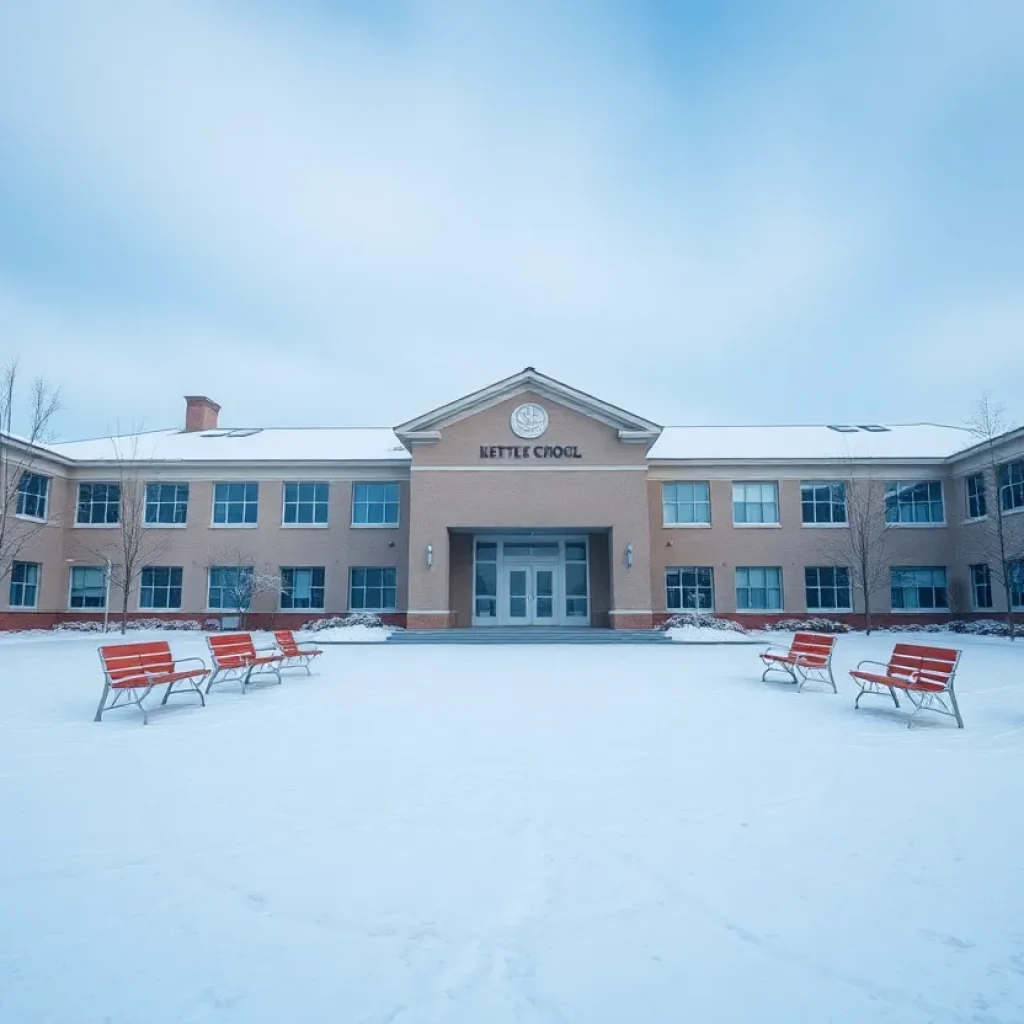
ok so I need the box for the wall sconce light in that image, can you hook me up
[625,542,634,568]
[425,544,433,568]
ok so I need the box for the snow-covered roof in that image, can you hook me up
[648,423,975,462]
[46,427,411,464]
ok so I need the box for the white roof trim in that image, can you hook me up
[394,368,662,439]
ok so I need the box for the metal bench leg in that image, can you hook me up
[94,681,112,722]
[827,663,837,694]
[161,679,177,706]
[948,689,964,729]
[205,668,221,695]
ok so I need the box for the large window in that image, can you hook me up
[732,482,779,525]
[662,482,711,525]
[208,566,253,610]
[280,567,326,610]
[666,567,714,611]
[801,482,847,525]
[999,459,1024,513]
[76,483,120,525]
[9,561,40,608]
[145,483,189,525]
[804,566,851,611]
[69,566,107,609]
[565,540,589,619]
[966,473,987,520]
[351,483,400,526]
[474,542,498,619]
[140,566,183,610]
[890,567,948,610]
[212,482,259,525]
[735,567,783,611]
[283,482,329,525]
[349,567,397,611]
[1011,561,1024,610]
[16,472,49,520]
[970,564,993,610]
[884,481,944,524]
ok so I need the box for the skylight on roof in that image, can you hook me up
[199,429,232,437]
[857,424,890,432]
[827,425,858,433]
[226,429,262,438]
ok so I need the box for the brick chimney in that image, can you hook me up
[184,396,221,432]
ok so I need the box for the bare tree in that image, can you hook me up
[821,468,892,633]
[966,394,1024,640]
[206,545,279,628]
[79,432,172,633]
[0,359,62,583]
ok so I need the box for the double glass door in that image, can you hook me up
[507,565,555,624]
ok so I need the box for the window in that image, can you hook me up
[1011,561,1024,610]
[351,483,400,526]
[970,564,993,610]
[999,459,1024,513]
[9,561,40,608]
[283,482,329,525]
[662,482,711,525]
[474,542,498,619]
[349,567,397,611]
[280,567,325,610]
[16,472,49,520]
[145,483,189,525]
[804,567,851,611]
[208,566,253,610]
[69,566,107,609]
[212,482,259,525]
[732,482,779,524]
[965,473,987,520]
[884,481,944,524]
[890,567,948,610]
[801,482,847,525]
[735,567,783,611]
[76,483,120,525]
[564,541,589,619]
[139,566,183,610]
[666,567,714,611]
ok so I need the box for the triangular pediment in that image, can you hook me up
[395,367,661,444]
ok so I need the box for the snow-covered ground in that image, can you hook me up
[1,630,1023,1023]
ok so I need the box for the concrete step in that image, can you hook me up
[386,628,671,645]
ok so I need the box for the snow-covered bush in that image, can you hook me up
[661,613,747,634]
[55,621,104,633]
[773,617,851,634]
[124,618,202,632]
[301,613,393,632]
[879,619,1011,637]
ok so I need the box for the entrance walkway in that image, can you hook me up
[387,627,671,645]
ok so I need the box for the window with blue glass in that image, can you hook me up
[351,483,399,526]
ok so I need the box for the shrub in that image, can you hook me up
[879,619,1011,638]
[662,613,747,634]
[301,613,393,632]
[773,617,851,634]
[55,621,104,633]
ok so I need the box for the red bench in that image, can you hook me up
[851,643,963,728]
[273,630,323,674]
[96,641,209,725]
[206,633,285,694]
[760,632,837,692]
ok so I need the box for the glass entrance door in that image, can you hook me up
[506,566,555,624]
[534,568,555,622]
[508,567,530,621]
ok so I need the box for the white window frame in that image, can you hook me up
[351,482,400,528]
[665,566,715,611]
[965,473,987,521]
[16,472,50,522]
[800,481,848,527]
[890,567,949,612]
[884,481,945,526]
[144,483,189,527]
[661,482,711,527]
[349,566,398,611]
[211,482,259,528]
[999,459,1024,515]
[280,566,326,610]
[138,566,184,610]
[734,566,783,612]
[75,482,121,527]
[9,561,41,608]
[68,565,108,610]
[804,566,852,612]
[969,564,993,610]
[282,482,330,528]
[732,482,780,526]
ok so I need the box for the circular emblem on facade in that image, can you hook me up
[510,403,549,439]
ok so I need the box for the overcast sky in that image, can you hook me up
[1,0,1022,440]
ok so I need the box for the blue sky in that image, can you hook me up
[0,0,1022,439]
